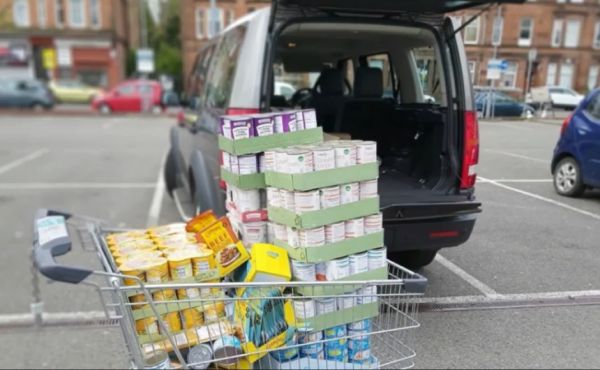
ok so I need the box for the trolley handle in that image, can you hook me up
[33,209,93,284]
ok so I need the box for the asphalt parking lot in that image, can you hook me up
[0,114,599,368]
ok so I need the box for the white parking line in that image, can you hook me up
[485,179,552,183]
[0,182,155,190]
[479,176,600,221]
[0,149,48,176]
[435,254,499,297]
[146,152,167,227]
[484,149,549,163]
[410,289,600,305]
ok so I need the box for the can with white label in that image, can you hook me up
[274,112,297,133]
[364,213,383,234]
[233,188,260,212]
[294,190,320,213]
[240,221,267,245]
[359,179,378,199]
[337,295,356,310]
[367,247,387,270]
[333,144,357,167]
[281,189,295,212]
[315,298,336,315]
[273,223,287,242]
[312,146,336,171]
[325,257,350,281]
[355,141,377,164]
[320,185,340,209]
[229,155,239,174]
[348,319,371,331]
[238,155,258,175]
[266,222,275,244]
[293,298,315,319]
[301,109,318,129]
[298,331,324,359]
[287,149,313,174]
[299,226,325,247]
[325,222,345,243]
[316,262,327,281]
[274,149,289,173]
[266,187,281,208]
[349,252,369,275]
[287,226,299,247]
[345,218,365,238]
[252,113,275,137]
[222,152,231,171]
[264,150,276,172]
[291,260,316,281]
[348,329,370,364]
[340,183,360,204]
[357,286,377,304]
[258,154,266,173]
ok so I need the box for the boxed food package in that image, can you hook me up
[234,243,291,295]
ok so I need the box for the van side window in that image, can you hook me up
[366,54,395,99]
[205,25,247,108]
[585,94,600,120]
[412,46,443,104]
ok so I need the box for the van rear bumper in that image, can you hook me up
[382,201,481,252]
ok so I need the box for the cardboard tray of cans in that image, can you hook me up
[274,231,384,263]
[292,266,387,296]
[220,168,266,190]
[296,302,379,332]
[265,163,379,191]
[218,127,324,156]
[258,354,379,370]
[268,198,380,229]
[129,292,224,321]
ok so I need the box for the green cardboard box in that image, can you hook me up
[220,168,266,189]
[297,302,379,332]
[294,267,388,296]
[218,127,323,155]
[265,163,378,191]
[268,197,380,229]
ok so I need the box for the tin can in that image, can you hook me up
[301,109,318,129]
[312,146,336,171]
[299,226,325,247]
[267,222,275,244]
[167,252,201,299]
[349,252,369,275]
[298,331,324,359]
[293,298,315,319]
[152,288,177,302]
[240,221,267,245]
[271,333,299,361]
[359,179,378,200]
[367,247,387,270]
[203,302,225,322]
[320,185,340,209]
[266,187,281,208]
[119,261,146,286]
[252,113,275,136]
[348,329,371,364]
[229,155,239,174]
[357,286,377,304]
[180,307,204,329]
[222,152,231,171]
[345,218,365,238]
[325,222,345,243]
[274,111,297,133]
[341,182,360,204]
[220,116,253,140]
[264,150,276,172]
[325,257,350,281]
[187,344,213,370]
[333,144,357,167]
[129,293,148,311]
[286,226,299,247]
[348,319,372,331]
[316,262,327,281]
[286,149,313,174]
[364,213,383,234]
[281,189,295,211]
[273,223,287,242]
[136,316,159,335]
[324,325,348,361]
[160,311,182,334]
[190,249,215,276]
[355,141,377,164]
[274,149,289,173]
[294,190,320,213]
[337,295,356,310]
[291,260,316,281]
[213,335,243,366]
[238,154,258,175]
[315,298,336,315]
[258,154,266,173]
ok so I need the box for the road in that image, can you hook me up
[0,115,598,368]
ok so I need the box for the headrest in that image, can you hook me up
[317,68,344,95]
[354,67,384,98]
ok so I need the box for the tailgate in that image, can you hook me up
[382,201,481,224]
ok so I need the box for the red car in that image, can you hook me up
[91,80,163,114]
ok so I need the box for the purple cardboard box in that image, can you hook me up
[252,113,275,137]
[220,115,254,140]
[274,111,298,133]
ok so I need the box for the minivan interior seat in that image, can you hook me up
[310,68,347,132]
[335,66,394,140]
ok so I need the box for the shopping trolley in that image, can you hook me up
[33,209,427,369]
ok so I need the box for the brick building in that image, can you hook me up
[180,0,268,92]
[452,0,600,98]
[0,0,140,87]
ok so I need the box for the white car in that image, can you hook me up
[529,86,584,110]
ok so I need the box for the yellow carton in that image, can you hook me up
[236,243,291,296]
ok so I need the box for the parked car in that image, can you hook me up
[274,81,296,100]
[0,78,54,109]
[48,79,101,103]
[165,1,525,269]
[552,89,600,197]
[529,86,584,111]
[475,91,534,117]
[91,80,163,114]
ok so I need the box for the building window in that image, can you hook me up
[491,16,503,46]
[37,0,47,27]
[467,61,477,84]
[594,22,600,49]
[547,63,557,85]
[195,8,205,39]
[463,16,480,44]
[551,19,563,47]
[588,65,599,91]
[207,8,224,38]
[500,62,518,88]
[68,0,85,28]
[226,9,235,27]
[559,63,574,88]
[564,19,581,48]
[55,0,65,27]
[89,0,101,28]
[13,0,30,27]
[518,18,533,47]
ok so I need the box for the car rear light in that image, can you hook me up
[560,114,572,136]
[429,230,460,239]
[225,108,260,115]
[460,111,479,190]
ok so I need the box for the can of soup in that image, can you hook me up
[264,150,276,172]
[355,141,377,164]
[273,223,287,242]
[299,331,324,359]
[286,226,299,247]
[160,311,182,334]
[221,152,230,171]
[229,155,239,174]
[293,298,316,319]
[135,316,159,335]
[299,226,325,247]
[359,179,378,199]
[232,187,261,212]
[325,222,345,243]
[368,247,387,270]
[167,252,200,299]
[340,183,360,204]
[240,221,267,245]
[348,330,371,364]
[345,217,365,238]
[325,257,350,281]
[357,286,377,304]
[333,144,357,167]
[286,149,313,174]
[274,112,297,133]
[238,154,258,175]
[181,307,204,329]
[281,189,295,211]
[337,295,357,310]
[266,187,281,208]
[221,116,253,140]
[252,113,275,137]
[291,260,316,281]
[364,213,383,234]
[294,190,320,213]
[320,185,340,209]
[271,333,299,362]
[312,146,336,171]
[324,325,348,362]
[301,109,318,129]
[316,262,327,281]
[348,319,372,331]
[349,252,369,275]
[315,298,336,315]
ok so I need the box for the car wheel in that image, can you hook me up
[31,103,43,111]
[151,105,162,115]
[554,157,585,197]
[99,104,112,114]
[164,149,177,197]
[389,249,438,270]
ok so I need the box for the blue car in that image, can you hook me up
[475,91,534,118]
[552,89,600,197]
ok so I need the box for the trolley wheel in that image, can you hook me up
[389,249,438,270]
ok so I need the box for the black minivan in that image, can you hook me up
[165,1,524,268]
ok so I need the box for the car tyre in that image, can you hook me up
[553,157,585,197]
[164,149,177,197]
[99,104,112,115]
[389,249,438,270]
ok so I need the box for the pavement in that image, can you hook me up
[0,114,599,368]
